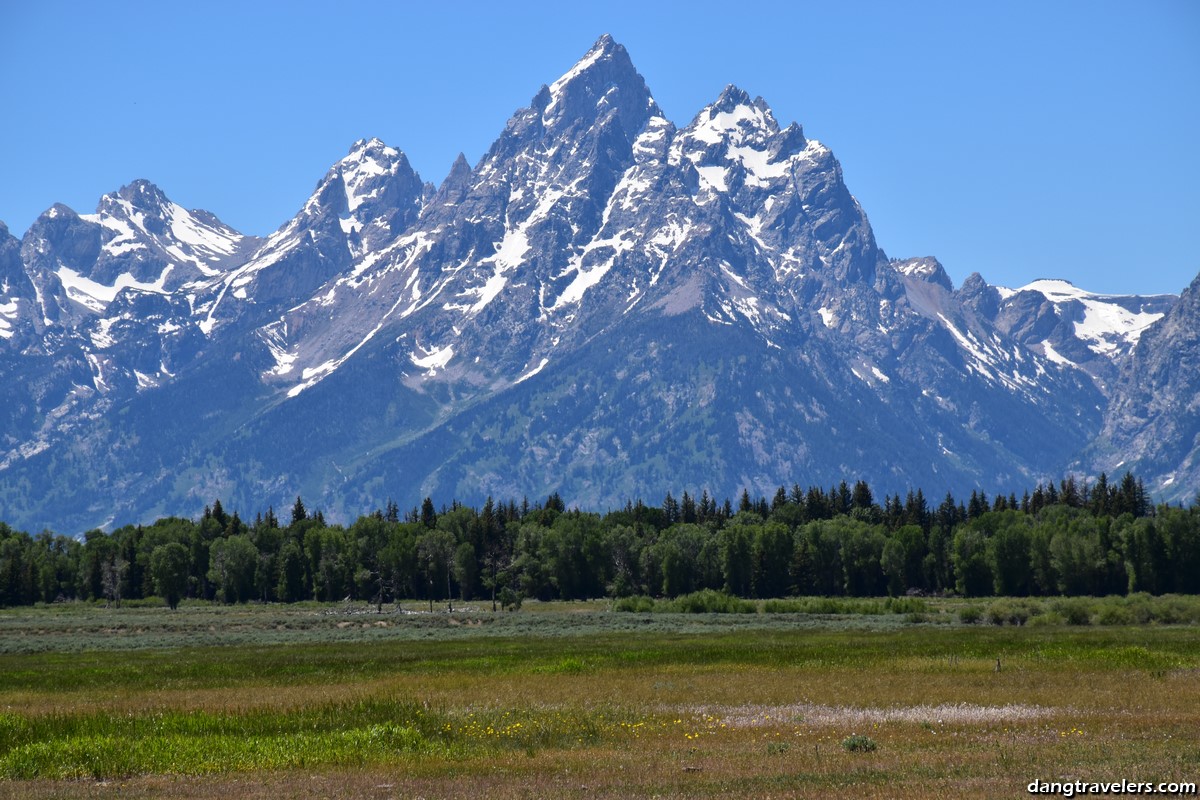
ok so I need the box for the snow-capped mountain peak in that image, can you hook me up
[336,138,412,213]
[540,33,662,134]
[88,179,248,280]
[892,256,953,290]
[692,85,782,143]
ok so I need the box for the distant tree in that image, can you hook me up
[681,491,698,524]
[984,514,1033,596]
[772,486,789,512]
[149,542,190,609]
[210,499,229,530]
[662,492,680,525]
[276,539,306,602]
[836,482,852,516]
[882,525,926,596]
[453,541,478,601]
[290,496,307,526]
[101,556,129,608]
[851,480,874,512]
[752,522,792,598]
[421,497,438,528]
[208,535,258,603]
[841,523,886,596]
[419,530,457,610]
[721,524,753,596]
[951,527,992,597]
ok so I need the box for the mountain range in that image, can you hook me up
[0,35,1194,534]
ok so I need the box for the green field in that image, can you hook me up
[0,601,1198,798]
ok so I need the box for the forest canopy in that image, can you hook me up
[2,472,1197,609]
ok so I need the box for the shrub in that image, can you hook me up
[841,734,878,752]
[498,587,522,612]
[1095,603,1133,626]
[884,597,928,614]
[761,599,805,613]
[668,590,756,614]
[1053,598,1093,626]
[984,598,1039,626]
[958,605,983,624]
[1124,594,1155,625]
[1027,611,1064,626]
[613,596,655,613]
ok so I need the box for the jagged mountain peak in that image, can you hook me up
[340,137,408,175]
[332,137,420,217]
[539,34,661,134]
[432,153,474,207]
[711,84,770,115]
[193,137,426,337]
[443,152,472,184]
[96,180,189,245]
[30,202,82,225]
[687,86,784,143]
[548,33,633,96]
[109,178,170,210]
[347,136,390,154]
[892,256,953,290]
[284,138,422,232]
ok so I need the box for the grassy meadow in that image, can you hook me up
[0,599,1197,798]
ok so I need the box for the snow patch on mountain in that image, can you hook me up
[1004,279,1167,358]
[516,357,549,383]
[411,343,455,374]
[57,265,172,313]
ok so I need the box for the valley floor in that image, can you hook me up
[0,601,1197,798]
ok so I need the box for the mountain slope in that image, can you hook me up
[1081,274,1200,501]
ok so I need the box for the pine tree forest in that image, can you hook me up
[2,473,1198,609]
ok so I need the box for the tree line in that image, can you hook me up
[1,472,1197,609]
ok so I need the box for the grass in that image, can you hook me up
[0,600,1198,797]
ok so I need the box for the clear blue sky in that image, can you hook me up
[2,0,1197,295]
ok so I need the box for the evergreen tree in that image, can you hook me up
[851,480,874,511]
[211,499,228,529]
[663,492,680,525]
[290,496,307,526]
[421,497,438,528]
[836,481,852,516]
[698,490,714,523]
[772,487,788,511]
[681,491,697,524]
[1031,484,1046,514]
[1061,476,1081,508]
[806,486,830,520]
